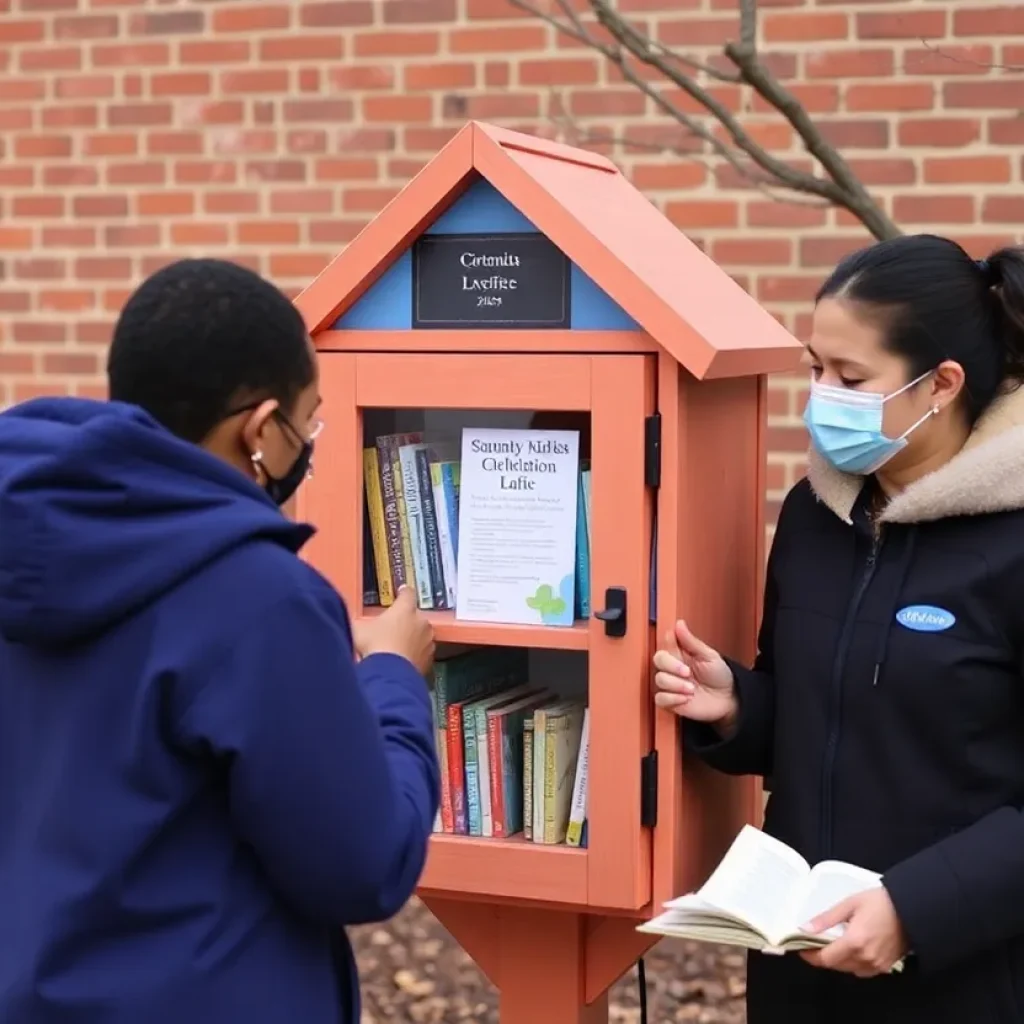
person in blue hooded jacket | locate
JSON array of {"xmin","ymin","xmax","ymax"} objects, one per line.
[{"xmin": 0, "ymin": 258, "xmax": 440, "ymax": 1024}]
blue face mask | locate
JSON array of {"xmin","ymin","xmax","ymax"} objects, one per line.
[{"xmin": 803, "ymin": 370, "xmax": 936, "ymax": 475}]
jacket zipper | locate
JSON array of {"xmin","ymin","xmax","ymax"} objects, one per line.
[{"xmin": 819, "ymin": 531, "xmax": 883, "ymax": 860}]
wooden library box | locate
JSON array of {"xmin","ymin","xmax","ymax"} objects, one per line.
[{"xmin": 294, "ymin": 122, "xmax": 803, "ymax": 1024}]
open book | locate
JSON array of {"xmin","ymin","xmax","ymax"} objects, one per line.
[{"xmin": 638, "ymin": 825, "xmax": 904, "ymax": 969}]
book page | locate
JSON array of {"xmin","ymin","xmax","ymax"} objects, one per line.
[
  {"xmin": 783, "ymin": 860, "xmax": 883, "ymax": 942},
  {"xmin": 688, "ymin": 825, "xmax": 810, "ymax": 943}
]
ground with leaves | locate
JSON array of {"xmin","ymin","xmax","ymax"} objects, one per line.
[{"xmin": 353, "ymin": 897, "xmax": 746, "ymax": 1023}]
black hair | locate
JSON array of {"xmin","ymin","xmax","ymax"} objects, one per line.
[
  {"xmin": 816, "ymin": 234, "xmax": 1024, "ymax": 424},
  {"xmin": 107, "ymin": 258, "xmax": 315, "ymax": 443}
]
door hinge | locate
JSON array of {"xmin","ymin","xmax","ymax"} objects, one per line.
[
  {"xmin": 644, "ymin": 413, "xmax": 661, "ymax": 489},
  {"xmin": 640, "ymin": 750, "xmax": 658, "ymax": 828}
]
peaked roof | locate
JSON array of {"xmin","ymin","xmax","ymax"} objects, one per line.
[{"xmin": 295, "ymin": 121, "xmax": 803, "ymax": 380}]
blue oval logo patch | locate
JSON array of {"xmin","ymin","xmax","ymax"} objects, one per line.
[{"xmin": 896, "ymin": 605, "xmax": 956, "ymax": 632}]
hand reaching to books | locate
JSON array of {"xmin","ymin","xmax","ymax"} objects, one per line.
[
  {"xmin": 352, "ymin": 586, "xmax": 436, "ymax": 676},
  {"xmin": 652, "ymin": 620, "xmax": 737, "ymax": 729}
]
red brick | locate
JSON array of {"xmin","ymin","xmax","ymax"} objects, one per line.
[
  {"xmin": 899, "ymin": 118, "xmax": 981, "ymax": 147},
  {"xmin": 220, "ymin": 69, "xmax": 291, "ymax": 94},
  {"xmin": 665, "ymin": 200, "xmax": 739, "ymax": 230},
  {"xmin": 519, "ymin": 58, "xmax": 599, "ymax": 86},
  {"xmin": 384, "ymin": 0, "xmax": 457, "ymax": 23},
  {"xmin": 0, "ymin": 20, "xmax": 46, "ymax": 43},
  {"xmin": 180, "ymin": 40, "xmax": 251, "ymax": 65},
  {"xmin": 805, "ymin": 49, "xmax": 894, "ymax": 78},
  {"xmin": 40, "ymin": 289, "xmax": 97, "ymax": 315},
  {"xmin": 269, "ymin": 189, "xmax": 335, "ymax": 215},
  {"xmin": 762, "ymin": 12, "xmax": 848, "ymax": 42},
  {"xmin": 171, "ymin": 223, "xmax": 229, "ymax": 246},
  {"xmin": 151, "ymin": 73, "xmax": 212, "ymax": 97},
  {"xmin": 14, "ymin": 258, "xmax": 66, "ymax": 280},
  {"xmin": 212, "ymin": 5, "xmax": 291, "ymax": 32},
  {"xmin": 73, "ymin": 195, "xmax": 129, "ymax": 218},
  {"xmin": 404, "ymin": 63, "xmax": 476, "ymax": 90},
  {"xmin": 343, "ymin": 187, "xmax": 403, "ymax": 213},
  {"xmin": 751, "ymin": 83, "xmax": 838, "ymax": 114},
  {"xmin": 55, "ymin": 74, "xmax": 117, "ymax": 99},
  {"xmin": 238, "ymin": 222, "xmax": 302, "ymax": 245},
  {"xmin": 892, "ymin": 195, "xmax": 975, "ymax": 224},
  {"xmin": 817, "ymin": 119, "xmax": 889, "ymax": 148},
  {"xmin": 845, "ymin": 158, "xmax": 916, "ymax": 185},
  {"xmin": 570, "ymin": 89, "xmax": 646, "ymax": 117},
  {"xmin": 857, "ymin": 10, "xmax": 945, "ymax": 39},
  {"xmin": 41, "ymin": 226, "xmax": 96, "ymax": 248},
  {"xmin": 19, "ymin": 46, "xmax": 82, "ymax": 72},
  {"xmin": 904, "ymin": 46, "xmax": 995, "ymax": 76},
  {"xmin": 54, "ymin": 14, "xmax": 120, "ymax": 39},
  {"xmin": 944, "ymin": 80, "xmax": 1024, "ymax": 109},
  {"xmin": 982, "ymin": 197, "xmax": 1024, "ymax": 224},
  {"xmin": 846, "ymin": 83, "xmax": 934, "ymax": 112},
  {"xmin": 989, "ymin": 117, "xmax": 1024, "ymax": 145},
  {"xmin": 314, "ymin": 159, "xmax": 379, "ymax": 181},
  {"xmin": 450, "ymin": 26, "xmax": 546, "ymax": 52},
  {"xmin": 712, "ymin": 239, "xmax": 793, "ymax": 265},
  {"xmin": 658, "ymin": 17, "xmax": 738, "ymax": 47},
  {"xmin": 747, "ymin": 202, "xmax": 828, "ymax": 230},
  {"xmin": 106, "ymin": 162, "xmax": 165, "ymax": 186},
  {"xmin": 354, "ymin": 31, "xmax": 441, "ymax": 57},
  {"xmin": 0, "ymin": 227, "xmax": 33, "ymax": 249},
  {"xmin": 93, "ymin": 43, "xmax": 169, "ymax": 66},
  {"xmin": 108, "ymin": 103, "xmax": 173, "ymax": 127},
  {"xmin": 923, "ymin": 155, "xmax": 1012, "ymax": 185},
  {"xmin": 300, "ymin": 2, "xmax": 374, "ymax": 28},
  {"xmin": 129, "ymin": 10, "xmax": 204, "ymax": 35},
  {"xmin": 954, "ymin": 5, "xmax": 1024, "ymax": 36},
  {"xmin": 148, "ymin": 132, "xmax": 205, "ymax": 157},
  {"xmin": 104, "ymin": 225, "xmax": 161, "ymax": 248},
  {"xmin": 15, "ymin": 134, "xmax": 73, "ymax": 159},
  {"xmin": 282, "ymin": 99, "xmax": 354, "ymax": 123},
  {"xmin": 261, "ymin": 36, "xmax": 344, "ymax": 61}
]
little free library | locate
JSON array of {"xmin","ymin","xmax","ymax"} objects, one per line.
[{"xmin": 293, "ymin": 121, "xmax": 803, "ymax": 1024}]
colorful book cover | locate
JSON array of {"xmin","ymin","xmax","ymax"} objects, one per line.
[
  {"xmin": 523, "ymin": 718, "xmax": 534, "ymax": 842},
  {"xmin": 440, "ymin": 461, "xmax": 460, "ymax": 563},
  {"xmin": 392, "ymin": 431, "xmax": 423, "ymax": 598},
  {"xmin": 398, "ymin": 441, "xmax": 434, "ymax": 610},
  {"xmin": 375, "ymin": 433, "xmax": 408, "ymax": 593},
  {"xmin": 363, "ymin": 446, "xmax": 395, "ymax": 606},
  {"xmin": 565, "ymin": 707, "xmax": 590, "ymax": 847},
  {"xmin": 541, "ymin": 702, "xmax": 586, "ymax": 845},
  {"xmin": 488, "ymin": 689, "xmax": 552, "ymax": 838},
  {"xmin": 430, "ymin": 460, "xmax": 458, "ymax": 608},
  {"xmin": 433, "ymin": 647, "xmax": 528, "ymax": 832},
  {"xmin": 414, "ymin": 446, "xmax": 448, "ymax": 609}
]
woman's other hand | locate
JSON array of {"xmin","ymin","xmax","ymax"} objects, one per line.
[{"xmin": 653, "ymin": 620, "xmax": 738, "ymax": 730}]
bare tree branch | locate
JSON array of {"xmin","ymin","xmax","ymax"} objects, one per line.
[
  {"xmin": 914, "ymin": 36, "xmax": 1024, "ymax": 74},
  {"xmin": 512, "ymin": 0, "xmax": 902, "ymax": 241}
]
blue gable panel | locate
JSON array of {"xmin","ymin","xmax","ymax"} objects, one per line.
[
  {"xmin": 332, "ymin": 178, "xmax": 636, "ymax": 330},
  {"xmin": 427, "ymin": 178, "xmax": 537, "ymax": 235},
  {"xmin": 571, "ymin": 265, "xmax": 639, "ymax": 330},
  {"xmin": 334, "ymin": 251, "xmax": 412, "ymax": 329}
]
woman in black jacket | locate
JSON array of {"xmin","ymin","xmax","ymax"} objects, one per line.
[{"xmin": 653, "ymin": 234, "xmax": 1024, "ymax": 1024}]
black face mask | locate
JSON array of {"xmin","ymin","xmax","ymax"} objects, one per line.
[
  {"xmin": 224, "ymin": 402, "xmax": 315, "ymax": 507},
  {"xmin": 260, "ymin": 430, "xmax": 314, "ymax": 506}
]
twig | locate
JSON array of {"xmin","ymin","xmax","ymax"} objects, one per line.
[
  {"xmin": 509, "ymin": 0, "xmax": 903, "ymax": 240},
  {"xmin": 914, "ymin": 37, "xmax": 1024, "ymax": 74}
]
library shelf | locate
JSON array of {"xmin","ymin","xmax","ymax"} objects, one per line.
[
  {"xmin": 420, "ymin": 833, "xmax": 588, "ymax": 905},
  {"xmin": 358, "ymin": 608, "xmax": 590, "ymax": 651}
]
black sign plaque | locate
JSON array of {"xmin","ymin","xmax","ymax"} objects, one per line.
[{"xmin": 412, "ymin": 232, "xmax": 571, "ymax": 330}]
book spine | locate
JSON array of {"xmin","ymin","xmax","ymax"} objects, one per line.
[
  {"xmin": 431, "ymin": 461, "xmax": 458, "ymax": 608},
  {"xmin": 415, "ymin": 446, "xmax": 447, "ymax": 609},
  {"xmin": 476, "ymin": 704, "xmax": 494, "ymax": 837},
  {"xmin": 565, "ymin": 708, "xmax": 590, "ymax": 847},
  {"xmin": 531, "ymin": 710, "xmax": 546, "ymax": 842},
  {"xmin": 361, "ymin": 503, "xmax": 379, "ymax": 606},
  {"xmin": 363, "ymin": 447, "xmax": 395, "ymax": 606},
  {"xmin": 392, "ymin": 432, "xmax": 421, "ymax": 599},
  {"xmin": 487, "ymin": 712, "xmax": 506, "ymax": 839},
  {"xmin": 428, "ymin": 691, "xmax": 442, "ymax": 833},
  {"xmin": 542, "ymin": 717, "xmax": 560, "ymax": 844},
  {"xmin": 464, "ymin": 708, "xmax": 482, "ymax": 836},
  {"xmin": 398, "ymin": 443, "xmax": 434, "ymax": 610},
  {"xmin": 436, "ymin": 725, "xmax": 453, "ymax": 833},
  {"xmin": 447, "ymin": 703, "xmax": 468, "ymax": 835},
  {"xmin": 375, "ymin": 435, "xmax": 408, "ymax": 593},
  {"xmin": 522, "ymin": 719, "xmax": 534, "ymax": 842},
  {"xmin": 441, "ymin": 461, "xmax": 460, "ymax": 563},
  {"xmin": 574, "ymin": 466, "xmax": 590, "ymax": 619}
]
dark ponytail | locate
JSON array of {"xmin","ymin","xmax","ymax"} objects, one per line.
[
  {"xmin": 986, "ymin": 245, "xmax": 1024, "ymax": 384},
  {"xmin": 817, "ymin": 234, "xmax": 1024, "ymax": 425}
]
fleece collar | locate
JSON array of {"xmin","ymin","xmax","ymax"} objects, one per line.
[{"xmin": 807, "ymin": 384, "xmax": 1024, "ymax": 525}]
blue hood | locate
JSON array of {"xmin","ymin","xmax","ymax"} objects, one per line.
[{"xmin": 0, "ymin": 397, "xmax": 311, "ymax": 647}]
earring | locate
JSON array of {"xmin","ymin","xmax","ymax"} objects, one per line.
[
  {"xmin": 932, "ymin": 404, "xmax": 940, "ymax": 415},
  {"xmin": 251, "ymin": 450, "xmax": 264, "ymax": 478}
]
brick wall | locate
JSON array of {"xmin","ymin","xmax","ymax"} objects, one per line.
[{"xmin": 2, "ymin": 0, "xmax": 1023, "ymax": 519}]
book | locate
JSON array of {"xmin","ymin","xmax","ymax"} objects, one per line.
[
  {"xmin": 522, "ymin": 717, "xmax": 535, "ymax": 842},
  {"xmin": 539, "ymin": 701, "xmax": 586, "ymax": 845},
  {"xmin": 429, "ymin": 458, "xmax": 458, "ymax": 609},
  {"xmin": 398, "ymin": 441, "xmax": 435, "ymax": 610},
  {"xmin": 565, "ymin": 707, "xmax": 589, "ymax": 847},
  {"xmin": 432, "ymin": 646, "xmax": 526, "ymax": 833},
  {"xmin": 637, "ymin": 824, "xmax": 904, "ymax": 969},
  {"xmin": 363, "ymin": 447, "xmax": 395, "ymax": 606},
  {"xmin": 574, "ymin": 463, "xmax": 591, "ymax": 619}
]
